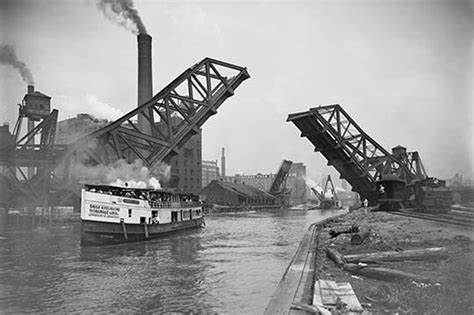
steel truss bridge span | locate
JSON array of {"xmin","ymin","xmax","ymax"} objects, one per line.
[
  {"xmin": 1, "ymin": 57, "xmax": 250, "ymax": 207},
  {"xmin": 287, "ymin": 104, "xmax": 415, "ymax": 203},
  {"xmin": 64, "ymin": 57, "xmax": 250, "ymax": 169}
]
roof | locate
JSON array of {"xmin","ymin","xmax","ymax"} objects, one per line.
[
  {"xmin": 392, "ymin": 145, "xmax": 406, "ymax": 150},
  {"xmin": 206, "ymin": 180, "xmax": 276, "ymax": 199},
  {"xmin": 24, "ymin": 91, "xmax": 51, "ymax": 99}
]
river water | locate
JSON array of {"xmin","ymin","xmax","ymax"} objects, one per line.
[{"xmin": 0, "ymin": 209, "xmax": 343, "ymax": 314}]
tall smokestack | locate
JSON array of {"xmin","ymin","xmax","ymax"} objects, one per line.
[
  {"xmin": 27, "ymin": 85, "xmax": 35, "ymax": 179},
  {"xmin": 137, "ymin": 33, "xmax": 153, "ymax": 134},
  {"xmin": 221, "ymin": 147, "xmax": 226, "ymax": 177}
]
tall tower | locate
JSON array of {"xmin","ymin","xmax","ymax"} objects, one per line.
[
  {"xmin": 137, "ymin": 33, "xmax": 153, "ymax": 135},
  {"xmin": 221, "ymin": 147, "xmax": 226, "ymax": 177}
]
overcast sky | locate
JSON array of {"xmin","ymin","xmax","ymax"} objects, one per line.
[{"xmin": 1, "ymin": 0, "xmax": 472, "ymax": 182}]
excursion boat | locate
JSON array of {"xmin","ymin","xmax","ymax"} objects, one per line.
[{"xmin": 80, "ymin": 184, "xmax": 204, "ymax": 246}]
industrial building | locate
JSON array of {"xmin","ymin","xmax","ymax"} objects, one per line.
[
  {"xmin": 235, "ymin": 173, "xmax": 274, "ymax": 191},
  {"xmin": 167, "ymin": 132, "xmax": 202, "ymax": 194},
  {"xmin": 200, "ymin": 180, "xmax": 276, "ymax": 206},
  {"xmin": 217, "ymin": 162, "xmax": 308, "ymax": 206},
  {"xmin": 202, "ymin": 160, "xmax": 219, "ymax": 188}
]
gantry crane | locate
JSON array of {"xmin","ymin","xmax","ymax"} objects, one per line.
[{"xmin": 311, "ymin": 175, "xmax": 341, "ymax": 209}]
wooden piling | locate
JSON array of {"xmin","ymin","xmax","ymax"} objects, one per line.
[
  {"xmin": 144, "ymin": 222, "xmax": 149, "ymax": 238},
  {"xmin": 121, "ymin": 221, "xmax": 128, "ymax": 240}
]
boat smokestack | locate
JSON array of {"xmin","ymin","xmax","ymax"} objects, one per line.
[
  {"xmin": 27, "ymin": 84, "xmax": 34, "ymax": 94},
  {"xmin": 137, "ymin": 33, "xmax": 153, "ymax": 134}
]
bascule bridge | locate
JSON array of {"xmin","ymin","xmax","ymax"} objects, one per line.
[{"xmin": 0, "ymin": 58, "xmax": 250, "ymax": 208}]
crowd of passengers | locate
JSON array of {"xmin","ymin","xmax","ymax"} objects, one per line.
[{"xmin": 86, "ymin": 186, "xmax": 200, "ymax": 207}]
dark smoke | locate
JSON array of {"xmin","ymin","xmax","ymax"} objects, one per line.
[
  {"xmin": 0, "ymin": 45, "xmax": 34, "ymax": 84},
  {"xmin": 97, "ymin": 0, "xmax": 147, "ymax": 35}
]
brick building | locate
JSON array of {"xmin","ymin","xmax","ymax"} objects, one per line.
[{"xmin": 202, "ymin": 160, "xmax": 219, "ymax": 189}]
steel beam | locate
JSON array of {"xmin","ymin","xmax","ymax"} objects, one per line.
[{"xmin": 61, "ymin": 58, "xmax": 249, "ymax": 171}]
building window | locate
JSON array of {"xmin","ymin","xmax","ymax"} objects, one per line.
[{"xmin": 184, "ymin": 148, "xmax": 193, "ymax": 158}]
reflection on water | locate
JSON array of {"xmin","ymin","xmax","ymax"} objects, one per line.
[{"xmin": 0, "ymin": 209, "xmax": 343, "ymax": 313}]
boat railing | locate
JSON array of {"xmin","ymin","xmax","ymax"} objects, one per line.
[{"xmin": 148, "ymin": 201, "xmax": 202, "ymax": 208}]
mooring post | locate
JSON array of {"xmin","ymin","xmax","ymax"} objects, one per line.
[
  {"xmin": 144, "ymin": 222, "xmax": 149, "ymax": 238},
  {"xmin": 121, "ymin": 220, "xmax": 128, "ymax": 240}
]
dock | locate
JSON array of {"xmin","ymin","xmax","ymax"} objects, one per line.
[{"xmin": 265, "ymin": 214, "xmax": 346, "ymax": 314}]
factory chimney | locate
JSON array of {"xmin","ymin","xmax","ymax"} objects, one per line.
[
  {"xmin": 137, "ymin": 33, "xmax": 153, "ymax": 134},
  {"xmin": 221, "ymin": 147, "xmax": 226, "ymax": 177},
  {"xmin": 27, "ymin": 85, "xmax": 35, "ymax": 179}
]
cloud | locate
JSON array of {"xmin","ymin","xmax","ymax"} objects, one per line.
[
  {"xmin": 56, "ymin": 93, "xmax": 124, "ymax": 121},
  {"xmin": 85, "ymin": 93, "xmax": 125, "ymax": 120},
  {"xmin": 164, "ymin": 3, "xmax": 223, "ymax": 50}
]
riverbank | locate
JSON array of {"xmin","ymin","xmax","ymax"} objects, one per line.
[{"xmin": 267, "ymin": 208, "xmax": 474, "ymax": 314}]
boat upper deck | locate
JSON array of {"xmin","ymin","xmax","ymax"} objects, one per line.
[{"xmin": 84, "ymin": 184, "xmax": 201, "ymax": 209}]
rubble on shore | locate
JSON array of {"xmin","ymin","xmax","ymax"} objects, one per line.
[{"xmin": 315, "ymin": 208, "xmax": 474, "ymax": 314}]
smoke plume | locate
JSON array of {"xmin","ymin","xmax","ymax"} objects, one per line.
[
  {"xmin": 71, "ymin": 158, "xmax": 170, "ymax": 189},
  {"xmin": 97, "ymin": 0, "xmax": 147, "ymax": 35},
  {"xmin": 0, "ymin": 45, "xmax": 34, "ymax": 84}
]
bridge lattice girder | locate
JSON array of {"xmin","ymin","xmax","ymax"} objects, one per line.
[
  {"xmin": 61, "ymin": 58, "xmax": 250, "ymax": 170},
  {"xmin": 0, "ymin": 58, "xmax": 249, "ymax": 207},
  {"xmin": 269, "ymin": 160, "xmax": 293, "ymax": 195},
  {"xmin": 0, "ymin": 109, "xmax": 65, "ymax": 205},
  {"xmin": 287, "ymin": 104, "xmax": 414, "ymax": 202}
]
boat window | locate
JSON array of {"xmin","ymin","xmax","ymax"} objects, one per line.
[
  {"xmin": 128, "ymin": 209, "xmax": 132, "ymax": 217},
  {"xmin": 171, "ymin": 211, "xmax": 178, "ymax": 222},
  {"xmin": 123, "ymin": 198, "xmax": 140, "ymax": 204},
  {"xmin": 140, "ymin": 217, "xmax": 146, "ymax": 224}
]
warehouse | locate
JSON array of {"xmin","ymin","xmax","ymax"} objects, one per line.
[{"xmin": 200, "ymin": 180, "xmax": 276, "ymax": 206}]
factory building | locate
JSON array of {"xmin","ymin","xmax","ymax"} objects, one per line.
[
  {"xmin": 232, "ymin": 173, "xmax": 274, "ymax": 191},
  {"xmin": 0, "ymin": 124, "xmax": 14, "ymax": 149},
  {"xmin": 216, "ymin": 162, "xmax": 308, "ymax": 206},
  {"xmin": 202, "ymin": 160, "xmax": 219, "ymax": 188},
  {"xmin": 0, "ymin": 124, "xmax": 14, "ymax": 176},
  {"xmin": 200, "ymin": 180, "xmax": 276, "ymax": 206},
  {"xmin": 166, "ymin": 132, "xmax": 202, "ymax": 194}
]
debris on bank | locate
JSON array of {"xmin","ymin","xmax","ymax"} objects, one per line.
[{"xmin": 315, "ymin": 208, "xmax": 474, "ymax": 314}]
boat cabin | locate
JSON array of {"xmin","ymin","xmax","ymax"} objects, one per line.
[{"xmin": 81, "ymin": 184, "xmax": 202, "ymax": 225}]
